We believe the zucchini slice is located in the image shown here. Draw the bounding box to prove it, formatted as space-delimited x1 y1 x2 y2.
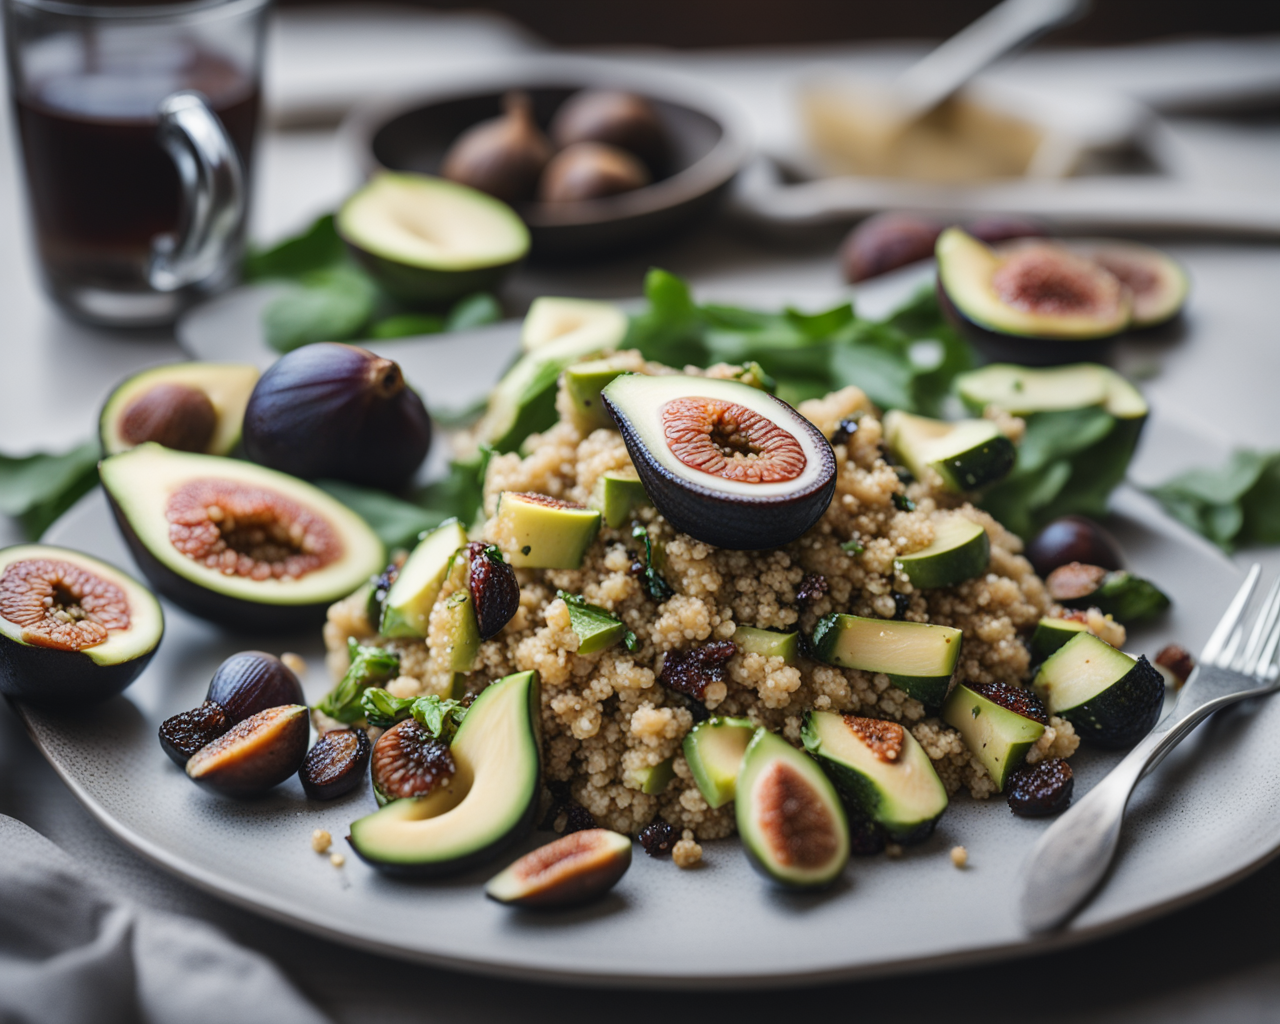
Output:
801 710 948 843
682 715 756 808
955 363 1147 420
1029 616 1090 661
883 410 1016 492
380 519 469 638
1033 632 1164 748
810 613 963 710
894 517 990 589
732 625 800 664
942 682 1046 791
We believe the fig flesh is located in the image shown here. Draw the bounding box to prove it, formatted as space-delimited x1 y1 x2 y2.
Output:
538 142 650 203
486 828 632 908
207 651 305 724
549 90 668 172
371 718 456 803
243 343 431 491
1073 240 1189 328
186 704 310 797
159 700 230 766
442 91 552 205
299 727 371 800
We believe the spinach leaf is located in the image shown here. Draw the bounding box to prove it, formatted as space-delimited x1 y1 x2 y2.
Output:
445 292 503 331
317 640 400 723
263 266 379 352
360 688 468 739
0 442 101 539
1148 449 1280 551
242 213 346 281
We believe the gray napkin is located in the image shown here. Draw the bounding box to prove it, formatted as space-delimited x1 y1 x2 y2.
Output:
0 815 331 1024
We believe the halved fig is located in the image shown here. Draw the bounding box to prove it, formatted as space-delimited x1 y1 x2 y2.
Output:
840 212 942 283
486 828 632 908
370 718 456 805
1007 758 1073 817
601 374 836 550
185 704 310 797
936 228 1131 365
159 700 230 766
299 727 372 800
99 444 384 633
206 651 305 723
0 545 164 705
1071 240 1189 328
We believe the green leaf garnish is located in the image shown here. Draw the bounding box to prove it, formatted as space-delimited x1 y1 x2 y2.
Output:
359 688 468 739
316 640 400 723
1147 449 1280 551
242 213 345 281
0 441 100 540
840 537 865 555
631 523 673 601
263 265 379 352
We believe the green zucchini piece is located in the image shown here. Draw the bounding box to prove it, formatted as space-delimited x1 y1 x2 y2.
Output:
883 410 1016 492
732 625 800 664
894 517 990 589
380 519 470 638
1030 616 1091 660
942 683 1045 791
1033 631 1165 748
587 469 650 529
1059 569 1171 624
682 715 756 808
627 756 675 795
493 492 601 569
810 613 963 710
955 363 1147 419
565 359 629 433
801 710 948 843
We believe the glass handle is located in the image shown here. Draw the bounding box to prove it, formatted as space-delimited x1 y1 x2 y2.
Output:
149 90 246 293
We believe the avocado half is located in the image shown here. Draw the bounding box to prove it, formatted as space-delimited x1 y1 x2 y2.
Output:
936 228 1131 365
100 362 260 457
601 373 836 551
337 172 529 305
0 544 163 705
348 669 541 877
99 444 384 633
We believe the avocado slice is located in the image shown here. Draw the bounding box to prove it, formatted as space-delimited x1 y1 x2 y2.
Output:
627 756 675 795
1030 616 1090 661
521 297 628 354
565 359 630 434
100 362 259 457
942 682 1046 791
736 728 849 888
380 519 469 638
600 373 836 551
682 715 756 808
732 625 799 665
99 444 385 633
348 669 541 876
883 411 1016 493
801 710 948 843
893 517 990 590
492 492 601 569
587 469 649 529
955 362 1147 420
337 172 528 304
936 228 1131 364
810 613 963 710
1033 631 1165 748
0 543 164 706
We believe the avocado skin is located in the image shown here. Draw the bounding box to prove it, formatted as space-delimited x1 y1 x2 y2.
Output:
104 492 333 635
601 390 836 551
0 633 158 706
936 281 1116 368
1059 654 1165 749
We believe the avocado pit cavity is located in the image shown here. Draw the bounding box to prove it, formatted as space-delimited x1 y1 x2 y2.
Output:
662 397 806 484
166 479 342 581
0 558 129 650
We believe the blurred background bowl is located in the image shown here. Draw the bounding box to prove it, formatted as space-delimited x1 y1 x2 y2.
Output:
340 57 751 261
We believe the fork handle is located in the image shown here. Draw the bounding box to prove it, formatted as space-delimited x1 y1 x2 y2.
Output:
1017 683 1255 933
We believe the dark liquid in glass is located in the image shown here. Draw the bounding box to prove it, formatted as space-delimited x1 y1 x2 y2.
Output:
14 46 260 302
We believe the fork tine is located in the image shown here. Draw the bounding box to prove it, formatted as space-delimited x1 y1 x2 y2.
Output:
1257 615 1280 681
1239 577 1280 674
1203 564 1262 666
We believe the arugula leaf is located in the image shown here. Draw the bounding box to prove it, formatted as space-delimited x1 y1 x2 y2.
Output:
316 640 400 723
1148 449 1280 551
0 442 101 539
445 292 503 331
359 688 468 739
263 266 379 352
242 213 345 281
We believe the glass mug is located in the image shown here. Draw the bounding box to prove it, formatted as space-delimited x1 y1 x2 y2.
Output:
4 0 269 328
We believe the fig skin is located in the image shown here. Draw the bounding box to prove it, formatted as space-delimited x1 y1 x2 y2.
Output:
538 142 651 204
299 727 371 800
486 828 632 908
441 91 553 205
207 651 305 724
186 704 310 797
467 543 520 640
965 216 1049 245
243 343 431 491
840 212 943 283
159 700 230 766
549 90 668 173
119 383 218 453
1027 516 1123 578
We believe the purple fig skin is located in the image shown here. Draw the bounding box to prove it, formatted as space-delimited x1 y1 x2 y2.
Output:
243 343 431 491
1027 516 1124 578
186 704 310 798
207 651 305 724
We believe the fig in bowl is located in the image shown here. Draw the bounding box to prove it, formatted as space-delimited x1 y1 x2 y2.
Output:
243 343 431 491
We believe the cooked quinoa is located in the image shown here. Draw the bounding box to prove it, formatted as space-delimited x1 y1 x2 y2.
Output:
323 359 1113 843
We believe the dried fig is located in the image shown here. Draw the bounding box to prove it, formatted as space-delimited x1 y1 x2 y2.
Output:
299 727 372 800
486 829 632 908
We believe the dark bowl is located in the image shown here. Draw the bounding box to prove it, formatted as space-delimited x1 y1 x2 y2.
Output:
340 58 750 261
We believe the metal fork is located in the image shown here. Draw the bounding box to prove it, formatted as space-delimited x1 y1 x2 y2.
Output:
1018 564 1280 933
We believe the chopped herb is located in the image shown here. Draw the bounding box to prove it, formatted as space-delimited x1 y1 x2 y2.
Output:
359 688 468 739
557 590 636 654
316 640 400 723
892 492 916 512
840 537 865 556
631 523 673 601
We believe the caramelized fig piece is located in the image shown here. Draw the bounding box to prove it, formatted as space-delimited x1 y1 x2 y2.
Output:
299 727 372 800
1155 644 1195 687
965 680 1049 725
1026 515 1123 577
638 818 679 858
1045 562 1109 603
371 719 456 802
549 90 668 172
159 700 230 766
1007 758 1074 817
186 704 310 797
486 828 632 908
659 641 737 702
839 212 942 283
207 651 305 724
120 383 218 453
441 91 553 204
466 542 520 640
538 142 651 203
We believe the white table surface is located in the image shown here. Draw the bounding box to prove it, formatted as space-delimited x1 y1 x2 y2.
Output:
3 10 1280 1021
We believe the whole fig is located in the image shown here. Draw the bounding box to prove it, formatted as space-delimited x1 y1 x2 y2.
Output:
549 90 668 173
441 91 553 205
243 343 431 490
